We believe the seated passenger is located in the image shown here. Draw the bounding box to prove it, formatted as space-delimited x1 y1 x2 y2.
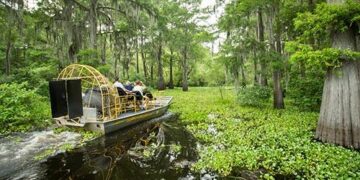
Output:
114 77 125 90
140 81 153 100
124 81 134 91
114 77 132 95
132 80 144 100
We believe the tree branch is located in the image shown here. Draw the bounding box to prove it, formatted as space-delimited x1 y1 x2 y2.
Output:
69 0 89 11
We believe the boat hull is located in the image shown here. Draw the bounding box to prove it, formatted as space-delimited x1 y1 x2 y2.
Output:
54 96 173 134
84 105 170 134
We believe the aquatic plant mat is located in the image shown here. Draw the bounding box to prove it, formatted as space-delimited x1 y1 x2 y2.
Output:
156 87 360 179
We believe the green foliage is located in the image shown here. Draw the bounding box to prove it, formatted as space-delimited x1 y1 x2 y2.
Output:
237 86 271 107
295 1 360 44
288 73 324 111
53 126 72 134
59 143 75 151
34 149 56 161
155 87 360 179
286 41 360 68
54 126 101 142
288 1 360 68
78 49 100 67
81 130 102 141
97 64 111 77
0 83 51 134
0 47 59 97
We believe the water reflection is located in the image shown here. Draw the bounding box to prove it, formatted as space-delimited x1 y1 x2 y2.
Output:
32 113 198 180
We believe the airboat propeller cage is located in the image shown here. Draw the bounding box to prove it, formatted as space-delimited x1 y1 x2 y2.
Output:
49 64 120 121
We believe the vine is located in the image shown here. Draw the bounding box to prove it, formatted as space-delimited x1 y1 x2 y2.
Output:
286 41 360 68
287 0 360 68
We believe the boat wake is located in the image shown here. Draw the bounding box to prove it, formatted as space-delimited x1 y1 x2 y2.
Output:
0 130 81 179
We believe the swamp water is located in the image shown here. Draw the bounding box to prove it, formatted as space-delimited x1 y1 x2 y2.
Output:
0 113 219 180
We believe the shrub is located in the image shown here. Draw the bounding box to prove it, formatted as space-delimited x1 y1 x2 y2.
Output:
237 86 271 107
0 83 51 134
288 75 323 111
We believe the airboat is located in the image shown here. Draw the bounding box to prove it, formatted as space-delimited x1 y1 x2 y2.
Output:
49 64 172 134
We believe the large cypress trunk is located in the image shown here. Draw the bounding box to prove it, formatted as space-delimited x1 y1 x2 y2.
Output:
316 60 360 148
316 0 360 148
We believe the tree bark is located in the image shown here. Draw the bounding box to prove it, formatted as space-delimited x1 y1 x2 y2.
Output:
273 69 284 109
168 48 174 89
257 8 267 86
240 56 246 87
101 34 106 64
316 0 360 148
157 34 165 90
89 0 97 50
232 64 240 91
5 40 11 76
136 37 139 74
300 61 306 77
114 32 121 78
141 35 148 79
272 5 285 109
182 45 188 91
253 50 258 85
150 63 154 81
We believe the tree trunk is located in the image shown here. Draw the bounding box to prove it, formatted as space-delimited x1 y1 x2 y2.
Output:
168 48 174 89
272 6 285 109
273 69 284 109
150 63 154 81
126 41 131 79
89 0 97 50
136 37 139 74
316 1 360 148
182 46 188 91
5 40 11 76
257 8 267 86
115 46 121 78
114 52 118 77
240 56 246 87
141 51 147 78
157 35 165 90
101 34 106 64
253 50 258 85
233 66 240 91
141 35 147 79
308 0 315 11
114 32 121 78
141 33 148 79
300 61 306 77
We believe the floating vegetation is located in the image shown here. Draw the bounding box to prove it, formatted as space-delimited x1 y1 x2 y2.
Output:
156 87 360 179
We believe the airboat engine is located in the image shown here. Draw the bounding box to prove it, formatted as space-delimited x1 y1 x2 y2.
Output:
49 64 119 124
